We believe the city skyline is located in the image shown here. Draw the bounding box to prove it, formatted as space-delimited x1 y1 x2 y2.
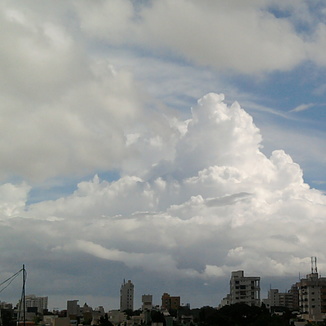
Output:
0 264 322 311
0 0 325 312
3 269 326 324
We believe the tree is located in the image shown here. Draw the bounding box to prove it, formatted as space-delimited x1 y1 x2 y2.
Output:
0 309 15 326
98 313 114 326
198 303 292 326
198 306 230 326
151 310 166 325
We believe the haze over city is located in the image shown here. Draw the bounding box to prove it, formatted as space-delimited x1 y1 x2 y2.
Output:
0 0 325 312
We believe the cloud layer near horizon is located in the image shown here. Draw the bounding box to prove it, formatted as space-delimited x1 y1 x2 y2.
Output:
1 94 325 299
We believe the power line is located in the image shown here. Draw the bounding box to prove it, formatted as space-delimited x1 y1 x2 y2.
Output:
0 266 26 326
0 268 23 294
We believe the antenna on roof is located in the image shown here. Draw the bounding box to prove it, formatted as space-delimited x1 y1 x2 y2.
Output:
311 256 318 274
315 257 318 273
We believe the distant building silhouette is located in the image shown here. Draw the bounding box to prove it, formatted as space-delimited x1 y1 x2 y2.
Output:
142 294 153 311
120 279 134 311
25 295 48 314
67 300 80 319
263 285 299 311
161 293 180 310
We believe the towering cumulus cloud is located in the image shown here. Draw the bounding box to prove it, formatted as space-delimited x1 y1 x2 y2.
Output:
21 94 326 272
1 93 325 306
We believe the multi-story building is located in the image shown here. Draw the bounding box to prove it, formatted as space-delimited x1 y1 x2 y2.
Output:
0 301 13 310
161 293 180 310
67 300 80 319
91 306 105 325
229 270 260 306
16 295 48 322
25 295 48 314
263 287 299 311
120 280 134 311
297 272 326 322
218 294 231 309
289 283 300 311
142 294 153 311
108 309 127 324
17 294 48 315
43 315 70 326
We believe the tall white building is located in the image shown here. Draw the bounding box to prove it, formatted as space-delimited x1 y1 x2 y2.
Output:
120 280 134 312
229 270 260 306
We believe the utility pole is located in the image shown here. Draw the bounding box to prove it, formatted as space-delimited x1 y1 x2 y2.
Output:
22 264 26 326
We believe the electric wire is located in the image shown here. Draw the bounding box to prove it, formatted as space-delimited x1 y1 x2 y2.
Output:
0 273 21 294
0 267 25 325
0 268 23 289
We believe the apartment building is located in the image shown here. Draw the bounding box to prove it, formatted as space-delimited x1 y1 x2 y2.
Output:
297 272 326 322
25 295 48 313
229 270 260 306
142 294 153 311
161 293 181 310
120 279 134 311
67 300 80 319
263 286 299 311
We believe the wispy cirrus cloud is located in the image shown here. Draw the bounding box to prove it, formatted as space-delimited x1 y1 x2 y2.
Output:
289 103 315 112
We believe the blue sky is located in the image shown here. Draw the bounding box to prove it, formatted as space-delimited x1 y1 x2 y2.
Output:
0 0 325 311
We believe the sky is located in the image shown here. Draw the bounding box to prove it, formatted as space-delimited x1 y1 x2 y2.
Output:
0 0 326 311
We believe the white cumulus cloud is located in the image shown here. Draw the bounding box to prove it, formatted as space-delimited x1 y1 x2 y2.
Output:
2 94 324 292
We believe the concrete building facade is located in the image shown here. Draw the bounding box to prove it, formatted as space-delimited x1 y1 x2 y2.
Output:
120 280 134 311
263 287 299 311
142 294 153 311
297 272 326 322
229 270 260 306
25 295 48 313
161 293 181 310
67 300 80 319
